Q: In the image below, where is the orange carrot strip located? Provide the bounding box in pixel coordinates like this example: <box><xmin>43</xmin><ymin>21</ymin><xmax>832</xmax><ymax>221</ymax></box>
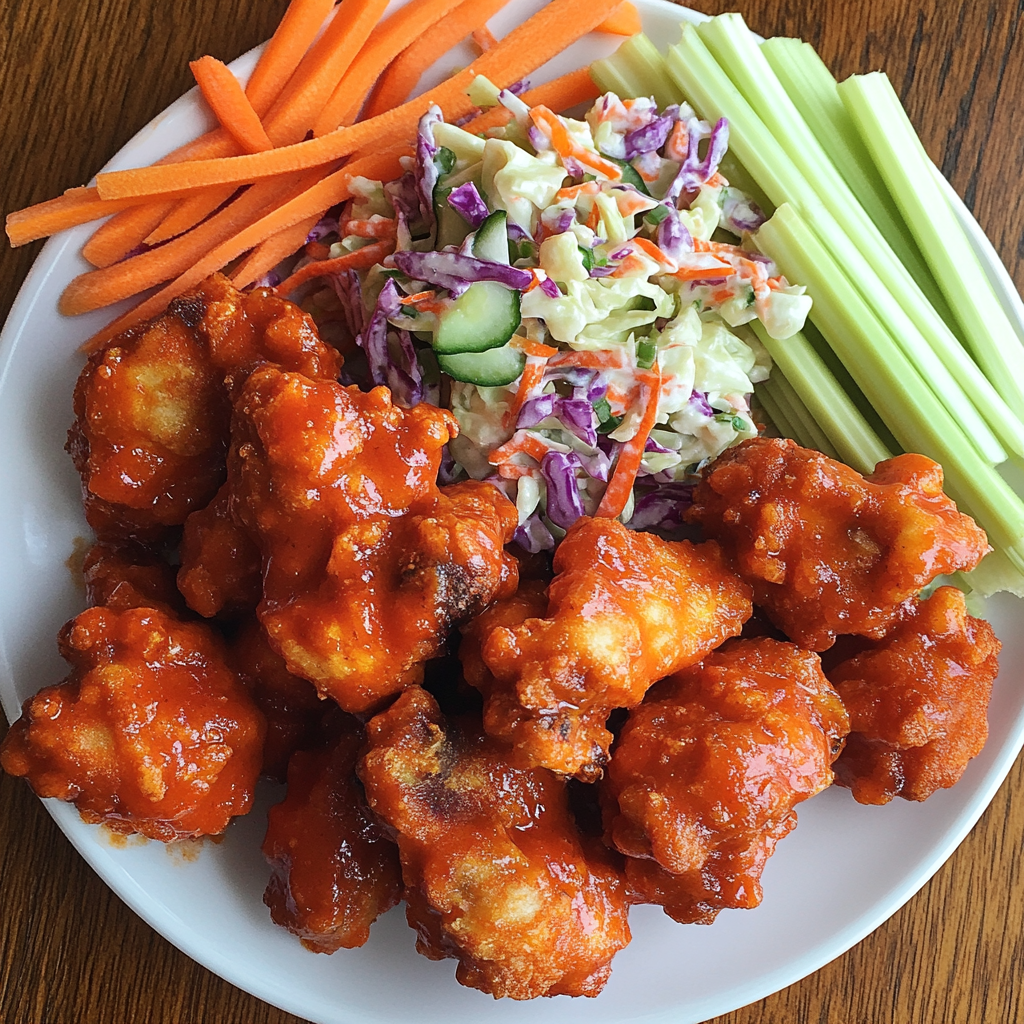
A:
<box><xmin>145</xmin><ymin>187</ymin><xmax>236</xmax><ymax>245</ymax></box>
<box><xmin>244</xmin><ymin>0</ymin><xmax>337</xmax><ymax>117</ymax></box>
<box><xmin>610</xmin><ymin>252</ymin><xmax>646</xmax><ymax>278</ymax></box>
<box><xmin>548</xmin><ymin>348</ymin><xmax>628</xmax><ymax>371</ymax></box>
<box><xmin>556</xmin><ymin>181</ymin><xmax>601</xmax><ymax>202</ymax></box>
<box><xmin>364</xmin><ymin>0</ymin><xmax>515</xmax><ymax>119</ymax></box>
<box><xmin>472</xmin><ymin>25</ymin><xmax>499</xmax><ymax>51</ymax></box>
<box><xmin>463</xmin><ymin>68</ymin><xmax>600</xmax><ymax>134</ymax></box>
<box><xmin>597</xmin><ymin>364</ymin><xmax>661</xmax><ymax>519</ymax></box>
<box><xmin>666</xmin><ymin>119</ymin><xmax>688</xmax><ymax>162</ymax></box>
<box><xmin>81</xmin><ymin>202</ymin><xmax>177</xmax><ymax>267</ymax></box>
<box><xmin>693</xmin><ymin>237</ymin><xmax>746</xmax><ymax>255</ymax></box>
<box><xmin>191</xmin><ymin>56</ymin><xmax>274</xmax><ymax>154</ymax></box>
<box><xmin>313</xmin><ymin>0</ymin><xmax>467</xmax><ymax>134</ymax></box>
<box><xmin>61</xmin><ymin>170</ymin><xmax>320</xmax><ymax>316</ymax></box>
<box><xmin>488</xmin><ymin>430</ymin><xmax>552</xmax><ymax>466</ymax></box>
<box><xmin>673</xmin><ymin>265</ymin><xmax>732</xmax><ymax>281</ymax></box>
<box><xmin>595</xmin><ymin>1</ymin><xmax>643</xmax><ymax>36</ymax></box>
<box><xmin>505</xmin><ymin>358</ymin><xmax>548</xmax><ymax>426</ymax></box>
<box><xmin>497</xmin><ymin>463</ymin><xmax>534</xmax><ymax>480</ymax></box>
<box><xmin>263</xmin><ymin>0</ymin><xmax>391</xmax><ymax>146</ymax></box>
<box><xmin>97</xmin><ymin>0</ymin><xmax>619</xmax><ymax>201</ymax></box>
<box><xmin>231</xmin><ymin>213</ymin><xmax>321</xmax><ymax>289</ymax></box>
<box><xmin>81</xmin><ymin>150</ymin><xmax>409</xmax><ymax>351</ymax></box>
<box><xmin>632</xmin><ymin>236</ymin><xmax>674</xmax><ymax>266</ymax></box>
<box><xmin>531</xmin><ymin>105</ymin><xmax>623</xmax><ymax>180</ymax></box>
<box><xmin>5</xmin><ymin>188</ymin><xmax>146</xmax><ymax>247</ymax></box>
<box><xmin>275</xmin><ymin>239</ymin><xmax>392</xmax><ymax>296</ymax></box>
<box><xmin>509</xmin><ymin>335</ymin><xmax>559</xmax><ymax>358</ymax></box>
<box><xmin>344</xmin><ymin>216</ymin><xmax>397</xmax><ymax>239</ymax></box>
<box><xmin>399</xmin><ymin>290</ymin><xmax>436</xmax><ymax>305</ymax></box>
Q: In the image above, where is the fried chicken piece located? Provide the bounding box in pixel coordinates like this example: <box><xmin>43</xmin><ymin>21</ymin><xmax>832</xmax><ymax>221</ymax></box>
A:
<box><xmin>470</xmin><ymin>517</ymin><xmax>752</xmax><ymax>780</ymax></box>
<box><xmin>359</xmin><ymin>687</ymin><xmax>631</xmax><ymax>999</ymax></box>
<box><xmin>67</xmin><ymin>275</ymin><xmax>342</xmax><ymax>544</ymax></box>
<box><xmin>83</xmin><ymin>541</ymin><xmax>185</xmax><ymax>616</ymax></box>
<box><xmin>603</xmin><ymin>638</ymin><xmax>848</xmax><ymax>924</ymax></box>
<box><xmin>687</xmin><ymin>438</ymin><xmax>990</xmax><ymax>650</ymax></box>
<box><xmin>0</xmin><ymin>605</ymin><xmax>264</xmax><ymax>841</ymax></box>
<box><xmin>262</xmin><ymin>719</ymin><xmax>402</xmax><ymax>951</ymax></box>
<box><xmin>231</xmin><ymin>617</ymin><xmax>326</xmax><ymax>780</ymax></box>
<box><xmin>230</xmin><ymin>367</ymin><xmax>518</xmax><ymax>712</ymax></box>
<box><xmin>829</xmin><ymin>585</ymin><xmax>999</xmax><ymax>804</ymax></box>
<box><xmin>177</xmin><ymin>483</ymin><xmax>262</xmax><ymax>619</ymax></box>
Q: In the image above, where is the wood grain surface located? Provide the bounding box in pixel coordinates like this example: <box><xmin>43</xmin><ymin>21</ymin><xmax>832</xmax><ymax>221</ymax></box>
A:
<box><xmin>2</xmin><ymin>1</ymin><xmax>1023</xmax><ymax>1021</ymax></box>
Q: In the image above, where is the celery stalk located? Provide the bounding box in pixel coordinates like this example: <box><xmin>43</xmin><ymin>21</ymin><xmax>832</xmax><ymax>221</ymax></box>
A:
<box><xmin>759</xmin><ymin>38</ymin><xmax>956</xmax><ymax>329</ymax></box>
<box><xmin>755</xmin><ymin>203</ymin><xmax>1024</xmax><ymax>570</ymax></box>
<box><xmin>588</xmin><ymin>58</ymin><xmax>647</xmax><ymax>105</ymax></box>
<box><xmin>753</xmin><ymin>382</ymin><xmax>804</xmax><ymax>448</ymax></box>
<box><xmin>749</xmin><ymin>321</ymin><xmax>892</xmax><ymax>474</ymax></box>
<box><xmin>683</xmin><ymin>17</ymin><xmax>1024</xmax><ymax>460</ymax></box>
<box><xmin>760</xmin><ymin>372</ymin><xmax>842</xmax><ymax>461</ymax></box>
<box><xmin>838</xmin><ymin>72</ymin><xmax>1024</xmax><ymax>421</ymax></box>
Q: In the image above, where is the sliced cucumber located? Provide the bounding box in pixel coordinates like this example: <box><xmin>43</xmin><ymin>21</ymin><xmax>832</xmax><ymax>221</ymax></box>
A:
<box><xmin>437</xmin><ymin>345</ymin><xmax>526</xmax><ymax>387</ymax></box>
<box><xmin>433</xmin><ymin>209</ymin><xmax>522</xmax><ymax>355</ymax></box>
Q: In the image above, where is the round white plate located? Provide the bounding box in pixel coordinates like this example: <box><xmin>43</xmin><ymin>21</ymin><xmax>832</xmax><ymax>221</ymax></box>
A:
<box><xmin>2</xmin><ymin>3</ymin><xmax>1023</xmax><ymax>1022</ymax></box>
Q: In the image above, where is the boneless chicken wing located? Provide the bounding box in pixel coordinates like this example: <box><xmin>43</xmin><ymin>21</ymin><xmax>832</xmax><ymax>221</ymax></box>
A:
<box><xmin>603</xmin><ymin>638</ymin><xmax>848</xmax><ymax>924</ymax></box>
<box><xmin>262</xmin><ymin>719</ymin><xmax>402</xmax><ymax>951</ymax></box>
<box><xmin>0</xmin><ymin>605</ymin><xmax>264</xmax><ymax>841</ymax></box>
<box><xmin>469</xmin><ymin>517</ymin><xmax>752</xmax><ymax>780</ymax></box>
<box><xmin>229</xmin><ymin>367</ymin><xmax>518</xmax><ymax>712</ymax></box>
<box><xmin>829</xmin><ymin>585</ymin><xmax>999</xmax><ymax>804</ymax></box>
<box><xmin>687</xmin><ymin>438</ymin><xmax>990</xmax><ymax>650</ymax></box>
<box><xmin>358</xmin><ymin>687</ymin><xmax>631</xmax><ymax>1000</ymax></box>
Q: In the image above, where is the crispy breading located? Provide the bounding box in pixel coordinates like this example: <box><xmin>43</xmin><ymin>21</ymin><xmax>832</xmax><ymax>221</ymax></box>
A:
<box><xmin>687</xmin><ymin>438</ymin><xmax>990</xmax><ymax>650</ymax></box>
<box><xmin>359</xmin><ymin>687</ymin><xmax>631</xmax><ymax>999</ymax></box>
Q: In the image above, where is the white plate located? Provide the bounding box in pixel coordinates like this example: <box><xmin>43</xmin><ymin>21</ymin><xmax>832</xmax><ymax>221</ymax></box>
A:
<box><xmin>2</xmin><ymin>3</ymin><xmax>1023</xmax><ymax>1022</ymax></box>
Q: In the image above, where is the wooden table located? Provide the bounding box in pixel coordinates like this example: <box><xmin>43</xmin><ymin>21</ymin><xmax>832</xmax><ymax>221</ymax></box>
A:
<box><xmin>2</xmin><ymin>1</ymin><xmax>1023</xmax><ymax>1020</ymax></box>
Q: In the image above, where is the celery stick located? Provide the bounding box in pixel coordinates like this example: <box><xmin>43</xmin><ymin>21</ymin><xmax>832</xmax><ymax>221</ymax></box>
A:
<box><xmin>666</xmin><ymin>24</ymin><xmax>1020</xmax><ymax>465</ymax></box>
<box><xmin>613</xmin><ymin>34</ymin><xmax>678</xmax><ymax>109</ymax></box>
<box><xmin>839</xmin><ymin>72</ymin><xmax>1024</xmax><ymax>420</ymax></box>
<box><xmin>755</xmin><ymin>203</ymin><xmax>1024</xmax><ymax>570</ymax></box>
<box><xmin>759</xmin><ymin>38</ymin><xmax>957</xmax><ymax>329</ymax></box>
<box><xmin>754</xmin><ymin>382</ymin><xmax>804</xmax><ymax>447</ymax></box>
<box><xmin>749</xmin><ymin>321</ymin><xmax>892</xmax><ymax>474</ymax></box>
<box><xmin>588</xmin><ymin>57</ymin><xmax>646</xmax><ymax>104</ymax></box>
<box><xmin>761</xmin><ymin>372</ymin><xmax>842</xmax><ymax>461</ymax></box>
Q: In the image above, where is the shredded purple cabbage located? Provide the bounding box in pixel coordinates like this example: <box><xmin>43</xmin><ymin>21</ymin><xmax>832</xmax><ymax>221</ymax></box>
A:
<box><xmin>385</xmin><ymin>173</ymin><xmax>421</xmax><ymax>222</ymax></box>
<box><xmin>624</xmin><ymin>114</ymin><xmax>673</xmax><ymax>159</ymax></box>
<box><xmin>507</xmin><ymin>78</ymin><xmax>530</xmax><ymax>96</ymax></box>
<box><xmin>540</xmin><ymin>451</ymin><xmax>586</xmax><ymax>529</ymax></box>
<box><xmin>415</xmin><ymin>106</ymin><xmax>443</xmax><ymax>232</ymax></box>
<box><xmin>253</xmin><ymin>269</ymin><xmax>282</xmax><ymax>289</ymax></box>
<box><xmin>329</xmin><ymin>268</ymin><xmax>366</xmax><ymax>338</ymax></box>
<box><xmin>720</xmin><ymin>188</ymin><xmax>767</xmax><ymax>234</ymax></box>
<box><xmin>576</xmin><ymin>448</ymin><xmax>611</xmax><ymax>482</ymax></box>
<box><xmin>447</xmin><ymin>182</ymin><xmax>490</xmax><ymax>228</ymax></box>
<box><xmin>689</xmin><ymin>390</ymin><xmax>715</xmax><ymax>417</ymax></box>
<box><xmin>517</xmin><ymin>395</ymin><xmax>597</xmax><ymax>446</ymax></box>
<box><xmin>393</xmin><ymin>250</ymin><xmax>532</xmax><ymax>292</ymax></box>
<box><xmin>667</xmin><ymin>117</ymin><xmax>730</xmax><ymax>201</ymax></box>
<box><xmin>513</xmin><ymin>511</ymin><xmax>555</xmax><ymax>553</ymax></box>
<box><xmin>438</xmin><ymin>443</ymin><xmax>460</xmax><ymax>485</ymax></box>
<box><xmin>541</xmin><ymin>207</ymin><xmax>577</xmax><ymax>234</ymax></box>
<box><xmin>656</xmin><ymin>206</ymin><xmax>693</xmax><ymax>261</ymax></box>
<box><xmin>538</xmin><ymin>275</ymin><xmax>561</xmax><ymax>298</ymax></box>
<box><xmin>356</xmin><ymin>279</ymin><xmax>424</xmax><ymax>407</ymax></box>
<box><xmin>589</xmin><ymin>265</ymin><xmax>615</xmax><ymax>278</ymax></box>
<box><xmin>306</xmin><ymin>216</ymin><xmax>339</xmax><ymax>244</ymax></box>
<box><xmin>626</xmin><ymin>487</ymin><xmax>693</xmax><ymax>530</ymax></box>
<box><xmin>644</xmin><ymin>435</ymin><xmax>674</xmax><ymax>455</ymax></box>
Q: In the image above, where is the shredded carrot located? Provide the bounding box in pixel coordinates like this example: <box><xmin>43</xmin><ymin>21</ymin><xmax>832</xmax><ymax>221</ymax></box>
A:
<box><xmin>556</xmin><ymin>181</ymin><xmax>601</xmax><ymax>202</ymax></box>
<box><xmin>548</xmin><ymin>348</ymin><xmax>628</xmax><ymax>371</ymax></box>
<box><xmin>81</xmin><ymin>202</ymin><xmax>177</xmax><ymax>267</ymax></box>
<box><xmin>344</xmin><ymin>216</ymin><xmax>397</xmax><ymax>240</ymax></box>
<box><xmin>472</xmin><ymin>25</ymin><xmax>499</xmax><ymax>52</ymax></box>
<box><xmin>673</xmin><ymin>260</ymin><xmax>732</xmax><ymax>281</ymax></box>
<box><xmin>497</xmin><ymin>463</ymin><xmax>534</xmax><ymax>480</ymax></box>
<box><xmin>364</xmin><ymin>0</ymin><xmax>515</xmax><ymax>119</ymax></box>
<box><xmin>313</xmin><ymin>0</ymin><xmax>467</xmax><ymax>134</ymax></box>
<box><xmin>462</xmin><ymin>68</ymin><xmax>599</xmax><ymax>134</ymax></box>
<box><xmin>232</xmin><ymin>214</ymin><xmax>322</xmax><ymax>289</ymax></box>
<box><xmin>610</xmin><ymin>252</ymin><xmax>646</xmax><ymax>278</ymax></box>
<box><xmin>264</xmin><ymin>0</ymin><xmax>391</xmax><ymax>146</ymax></box>
<box><xmin>632</xmin><ymin>236</ymin><xmax>675</xmax><ymax>266</ymax></box>
<box><xmin>5</xmin><ymin>188</ymin><xmax>145</xmax><ymax>248</ymax></box>
<box><xmin>505</xmin><ymin>356</ymin><xmax>549</xmax><ymax>427</ymax></box>
<box><xmin>666</xmin><ymin>119</ymin><xmax>688</xmax><ymax>162</ymax></box>
<box><xmin>398</xmin><ymin>290</ymin><xmax>436</xmax><ymax>305</ymax></box>
<box><xmin>243</xmin><ymin>0</ymin><xmax>337</xmax><ymax>117</ymax></box>
<box><xmin>530</xmin><ymin>105</ymin><xmax>623</xmax><ymax>180</ymax></box>
<box><xmin>615</xmin><ymin>190</ymin><xmax>654</xmax><ymax>217</ymax></box>
<box><xmin>306</xmin><ymin>239</ymin><xmax>332</xmax><ymax>260</ymax></box>
<box><xmin>488</xmin><ymin>430</ymin><xmax>553</xmax><ymax>466</ymax></box>
<box><xmin>585</xmin><ymin>204</ymin><xmax>602</xmax><ymax>231</ymax></box>
<box><xmin>145</xmin><ymin>188</ymin><xmax>236</xmax><ymax>246</ymax></box>
<box><xmin>191</xmin><ymin>56</ymin><xmax>274</xmax><ymax>154</ymax></box>
<box><xmin>595</xmin><ymin>1</ymin><xmax>643</xmax><ymax>36</ymax></box>
<box><xmin>597</xmin><ymin>363</ymin><xmax>661</xmax><ymax>518</ymax></box>
<box><xmin>509</xmin><ymin>335</ymin><xmax>559</xmax><ymax>358</ymax></box>
<box><xmin>81</xmin><ymin>149</ymin><xmax>409</xmax><ymax>351</ymax></box>
<box><xmin>693</xmin><ymin>237</ymin><xmax>746</xmax><ymax>256</ymax></box>
<box><xmin>710</xmin><ymin>287</ymin><xmax>734</xmax><ymax>304</ymax></box>
<box><xmin>275</xmin><ymin>239</ymin><xmax>392</xmax><ymax>296</ymax></box>
<box><xmin>705</xmin><ymin>171</ymin><xmax>727</xmax><ymax>188</ymax></box>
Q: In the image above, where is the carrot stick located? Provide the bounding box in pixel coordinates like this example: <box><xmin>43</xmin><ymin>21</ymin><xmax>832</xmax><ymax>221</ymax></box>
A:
<box><xmin>5</xmin><ymin>188</ymin><xmax>145</xmax><ymax>247</ymax></box>
<box><xmin>462</xmin><ymin>68</ymin><xmax>601</xmax><ymax>133</ymax></box>
<box><xmin>263</xmin><ymin>0</ymin><xmax>391</xmax><ymax>147</ymax></box>
<box><xmin>144</xmin><ymin>187</ymin><xmax>237</xmax><ymax>245</ymax></box>
<box><xmin>97</xmin><ymin>0</ymin><xmax>621</xmax><ymax>202</ymax></box>
<box><xmin>363</xmin><ymin>0</ymin><xmax>514</xmax><ymax>120</ymax></box>
<box><xmin>472</xmin><ymin>25</ymin><xmax>499</xmax><ymax>52</ymax></box>
<box><xmin>312</xmin><ymin>0</ymin><xmax>467</xmax><ymax>135</ymax></box>
<box><xmin>274</xmin><ymin>239</ymin><xmax>392</xmax><ymax>296</ymax></box>
<box><xmin>81</xmin><ymin>202</ymin><xmax>176</xmax><ymax>267</ymax></box>
<box><xmin>595</xmin><ymin>1</ymin><xmax>643</xmax><ymax>36</ymax></box>
<box><xmin>505</xmin><ymin>357</ymin><xmax>548</xmax><ymax>427</ymax></box>
<box><xmin>244</xmin><ymin>0</ymin><xmax>337</xmax><ymax>117</ymax></box>
<box><xmin>596</xmin><ymin>365</ymin><xmax>661</xmax><ymax>518</ymax></box>
<box><xmin>231</xmin><ymin>214</ymin><xmax>320</xmax><ymax>289</ymax></box>
<box><xmin>191</xmin><ymin>56</ymin><xmax>274</xmax><ymax>154</ymax></box>
<box><xmin>81</xmin><ymin>149</ymin><xmax>410</xmax><ymax>351</ymax></box>
<box><xmin>60</xmin><ymin>171</ymin><xmax>316</xmax><ymax>316</ymax></box>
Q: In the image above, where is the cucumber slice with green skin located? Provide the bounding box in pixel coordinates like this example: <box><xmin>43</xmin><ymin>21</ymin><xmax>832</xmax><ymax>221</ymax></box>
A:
<box><xmin>433</xmin><ymin>209</ymin><xmax>523</xmax><ymax>355</ymax></box>
<box><xmin>433</xmin><ymin>186</ymin><xmax>470</xmax><ymax>250</ymax></box>
<box><xmin>437</xmin><ymin>344</ymin><xmax>526</xmax><ymax>386</ymax></box>
<box><xmin>609</xmin><ymin>158</ymin><xmax>652</xmax><ymax>196</ymax></box>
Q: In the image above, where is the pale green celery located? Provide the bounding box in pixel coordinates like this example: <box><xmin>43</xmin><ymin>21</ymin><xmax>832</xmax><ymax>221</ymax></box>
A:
<box><xmin>755</xmin><ymin>203</ymin><xmax>1024</xmax><ymax>573</ymax></box>
<box><xmin>610</xmin><ymin>35</ymin><xmax>678</xmax><ymax>109</ymax></box>
<box><xmin>962</xmin><ymin>551</ymin><xmax>1024</xmax><ymax>599</ymax></box>
<box><xmin>749</xmin><ymin>321</ymin><xmax>892</xmax><ymax>474</ymax></box>
<box><xmin>753</xmin><ymin>382</ymin><xmax>805</xmax><ymax>448</ymax></box>
<box><xmin>760</xmin><ymin>38</ymin><xmax>956</xmax><ymax>328</ymax></box>
<box><xmin>718</xmin><ymin>153</ymin><xmax>774</xmax><ymax>219</ymax></box>
<box><xmin>588</xmin><ymin>57</ymin><xmax>645</xmax><ymax>104</ymax></box>
<box><xmin>760</xmin><ymin>373</ymin><xmax>842</xmax><ymax>461</ymax></box>
<box><xmin>839</xmin><ymin>72</ymin><xmax>1024</xmax><ymax>420</ymax></box>
<box><xmin>683</xmin><ymin>17</ymin><xmax>1023</xmax><ymax>463</ymax></box>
